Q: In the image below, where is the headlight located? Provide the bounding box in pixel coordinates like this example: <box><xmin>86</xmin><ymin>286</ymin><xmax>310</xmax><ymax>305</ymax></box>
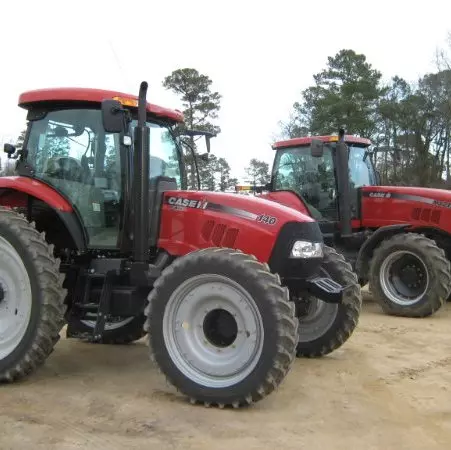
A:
<box><xmin>290</xmin><ymin>241</ymin><xmax>323</xmax><ymax>258</ymax></box>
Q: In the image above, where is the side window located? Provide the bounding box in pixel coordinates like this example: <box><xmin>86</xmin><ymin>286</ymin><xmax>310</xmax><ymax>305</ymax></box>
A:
<box><xmin>274</xmin><ymin>148</ymin><xmax>337</xmax><ymax>220</ymax></box>
<box><xmin>349</xmin><ymin>147</ymin><xmax>371</xmax><ymax>188</ymax></box>
<box><xmin>131</xmin><ymin>121</ymin><xmax>182</xmax><ymax>187</ymax></box>
<box><xmin>28</xmin><ymin>109</ymin><xmax>122</xmax><ymax>249</ymax></box>
<box><xmin>274</xmin><ymin>153</ymin><xmax>296</xmax><ymax>190</ymax></box>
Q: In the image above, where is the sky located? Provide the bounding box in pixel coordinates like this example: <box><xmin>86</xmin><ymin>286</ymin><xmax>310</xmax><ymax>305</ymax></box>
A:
<box><xmin>1</xmin><ymin>0</ymin><xmax>451</xmax><ymax>182</ymax></box>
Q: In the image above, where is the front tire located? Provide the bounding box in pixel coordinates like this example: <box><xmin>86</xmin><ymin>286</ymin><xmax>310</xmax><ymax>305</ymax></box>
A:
<box><xmin>294</xmin><ymin>246</ymin><xmax>362</xmax><ymax>357</ymax></box>
<box><xmin>0</xmin><ymin>207</ymin><xmax>66</xmax><ymax>382</ymax></box>
<box><xmin>144</xmin><ymin>247</ymin><xmax>298</xmax><ymax>408</ymax></box>
<box><xmin>369</xmin><ymin>233</ymin><xmax>451</xmax><ymax>317</ymax></box>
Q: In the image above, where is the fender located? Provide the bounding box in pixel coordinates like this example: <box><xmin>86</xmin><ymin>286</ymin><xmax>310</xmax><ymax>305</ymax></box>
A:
<box><xmin>0</xmin><ymin>176</ymin><xmax>87</xmax><ymax>250</ymax></box>
<box><xmin>355</xmin><ymin>224</ymin><xmax>411</xmax><ymax>279</ymax></box>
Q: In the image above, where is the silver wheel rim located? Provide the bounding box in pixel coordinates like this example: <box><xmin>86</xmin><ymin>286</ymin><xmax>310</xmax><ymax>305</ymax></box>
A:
<box><xmin>297</xmin><ymin>298</ymin><xmax>338</xmax><ymax>342</ymax></box>
<box><xmin>297</xmin><ymin>265</ymin><xmax>338</xmax><ymax>342</ymax></box>
<box><xmin>0</xmin><ymin>236</ymin><xmax>33</xmax><ymax>360</ymax></box>
<box><xmin>380</xmin><ymin>250</ymin><xmax>429</xmax><ymax>306</ymax></box>
<box><xmin>80</xmin><ymin>316</ymin><xmax>135</xmax><ymax>331</ymax></box>
<box><xmin>163</xmin><ymin>273</ymin><xmax>264</xmax><ymax>388</ymax></box>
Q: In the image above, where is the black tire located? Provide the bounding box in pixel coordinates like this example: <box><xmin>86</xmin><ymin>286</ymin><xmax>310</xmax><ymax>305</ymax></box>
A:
<box><xmin>0</xmin><ymin>207</ymin><xmax>66</xmax><ymax>382</ymax></box>
<box><xmin>368</xmin><ymin>233</ymin><xmax>451</xmax><ymax>317</ymax></box>
<box><xmin>144</xmin><ymin>247</ymin><xmax>298</xmax><ymax>408</ymax></box>
<box><xmin>295</xmin><ymin>245</ymin><xmax>362</xmax><ymax>358</ymax></box>
<box><xmin>68</xmin><ymin>314</ymin><xmax>146</xmax><ymax>344</ymax></box>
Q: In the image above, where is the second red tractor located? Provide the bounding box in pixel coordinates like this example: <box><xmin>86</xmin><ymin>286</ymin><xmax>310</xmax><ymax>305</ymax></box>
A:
<box><xmin>258</xmin><ymin>129</ymin><xmax>451</xmax><ymax>318</ymax></box>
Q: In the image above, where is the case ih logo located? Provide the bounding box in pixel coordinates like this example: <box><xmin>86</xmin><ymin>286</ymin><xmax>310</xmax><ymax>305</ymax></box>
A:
<box><xmin>368</xmin><ymin>192</ymin><xmax>392</xmax><ymax>198</ymax></box>
<box><xmin>165</xmin><ymin>195</ymin><xmax>278</xmax><ymax>225</ymax></box>
<box><xmin>167</xmin><ymin>196</ymin><xmax>208</xmax><ymax>210</ymax></box>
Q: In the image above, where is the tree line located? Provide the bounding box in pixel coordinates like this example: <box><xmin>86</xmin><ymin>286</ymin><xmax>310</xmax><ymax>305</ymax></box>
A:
<box><xmin>8</xmin><ymin>33</ymin><xmax>451</xmax><ymax>191</ymax></box>
<box><xmin>279</xmin><ymin>35</ymin><xmax>451</xmax><ymax>188</ymax></box>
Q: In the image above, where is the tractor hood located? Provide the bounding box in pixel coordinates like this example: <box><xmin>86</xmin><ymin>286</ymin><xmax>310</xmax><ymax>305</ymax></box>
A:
<box><xmin>158</xmin><ymin>190</ymin><xmax>322</xmax><ymax>264</ymax></box>
<box><xmin>362</xmin><ymin>185</ymin><xmax>451</xmax><ymax>205</ymax></box>
<box><xmin>163</xmin><ymin>190</ymin><xmax>315</xmax><ymax>225</ymax></box>
<box><xmin>361</xmin><ymin>185</ymin><xmax>451</xmax><ymax>232</ymax></box>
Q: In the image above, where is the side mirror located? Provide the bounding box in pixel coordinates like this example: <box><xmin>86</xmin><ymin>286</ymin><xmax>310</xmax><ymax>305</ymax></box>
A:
<box><xmin>197</xmin><ymin>153</ymin><xmax>209</xmax><ymax>162</ymax></box>
<box><xmin>101</xmin><ymin>99</ymin><xmax>125</xmax><ymax>133</ymax></box>
<box><xmin>4</xmin><ymin>143</ymin><xmax>16</xmax><ymax>158</ymax></box>
<box><xmin>311</xmin><ymin>139</ymin><xmax>324</xmax><ymax>157</ymax></box>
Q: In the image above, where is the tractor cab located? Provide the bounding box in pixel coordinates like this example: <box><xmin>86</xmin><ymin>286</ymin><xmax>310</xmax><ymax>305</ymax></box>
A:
<box><xmin>3</xmin><ymin>88</ymin><xmax>193</xmax><ymax>251</ymax></box>
<box><xmin>269</xmin><ymin>131</ymin><xmax>378</xmax><ymax>233</ymax></box>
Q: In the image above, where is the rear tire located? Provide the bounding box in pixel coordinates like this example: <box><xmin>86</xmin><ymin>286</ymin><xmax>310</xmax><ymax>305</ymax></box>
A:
<box><xmin>144</xmin><ymin>247</ymin><xmax>298</xmax><ymax>408</ymax></box>
<box><xmin>369</xmin><ymin>233</ymin><xmax>451</xmax><ymax>317</ymax></box>
<box><xmin>294</xmin><ymin>246</ymin><xmax>362</xmax><ymax>357</ymax></box>
<box><xmin>0</xmin><ymin>207</ymin><xmax>66</xmax><ymax>382</ymax></box>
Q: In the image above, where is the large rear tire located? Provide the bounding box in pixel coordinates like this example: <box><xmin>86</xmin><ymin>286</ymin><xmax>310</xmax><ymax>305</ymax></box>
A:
<box><xmin>369</xmin><ymin>233</ymin><xmax>451</xmax><ymax>317</ymax></box>
<box><xmin>144</xmin><ymin>247</ymin><xmax>298</xmax><ymax>408</ymax></box>
<box><xmin>0</xmin><ymin>207</ymin><xmax>66</xmax><ymax>382</ymax></box>
<box><xmin>294</xmin><ymin>246</ymin><xmax>362</xmax><ymax>357</ymax></box>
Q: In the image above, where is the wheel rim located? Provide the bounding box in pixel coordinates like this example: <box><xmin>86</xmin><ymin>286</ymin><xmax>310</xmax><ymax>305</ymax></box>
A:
<box><xmin>163</xmin><ymin>273</ymin><xmax>264</xmax><ymax>388</ymax></box>
<box><xmin>296</xmin><ymin>267</ymin><xmax>338</xmax><ymax>342</ymax></box>
<box><xmin>379</xmin><ymin>250</ymin><xmax>429</xmax><ymax>306</ymax></box>
<box><xmin>80</xmin><ymin>316</ymin><xmax>135</xmax><ymax>331</ymax></box>
<box><xmin>297</xmin><ymin>297</ymin><xmax>338</xmax><ymax>342</ymax></box>
<box><xmin>0</xmin><ymin>236</ymin><xmax>33</xmax><ymax>360</ymax></box>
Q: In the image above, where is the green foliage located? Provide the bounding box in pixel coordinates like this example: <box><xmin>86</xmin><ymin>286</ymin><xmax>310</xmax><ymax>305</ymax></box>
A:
<box><xmin>280</xmin><ymin>46</ymin><xmax>451</xmax><ymax>187</ymax></box>
<box><xmin>245</xmin><ymin>158</ymin><xmax>270</xmax><ymax>186</ymax></box>
<box><xmin>283</xmin><ymin>50</ymin><xmax>385</xmax><ymax>138</ymax></box>
<box><xmin>163</xmin><ymin>68</ymin><xmax>222</xmax><ymax>189</ymax></box>
<box><xmin>195</xmin><ymin>155</ymin><xmax>237</xmax><ymax>191</ymax></box>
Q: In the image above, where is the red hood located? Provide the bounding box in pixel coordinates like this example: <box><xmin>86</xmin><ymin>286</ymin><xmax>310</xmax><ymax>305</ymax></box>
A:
<box><xmin>177</xmin><ymin>190</ymin><xmax>315</xmax><ymax>224</ymax></box>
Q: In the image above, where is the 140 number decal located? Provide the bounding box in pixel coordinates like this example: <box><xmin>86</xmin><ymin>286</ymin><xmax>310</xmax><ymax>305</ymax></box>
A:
<box><xmin>256</xmin><ymin>214</ymin><xmax>278</xmax><ymax>225</ymax></box>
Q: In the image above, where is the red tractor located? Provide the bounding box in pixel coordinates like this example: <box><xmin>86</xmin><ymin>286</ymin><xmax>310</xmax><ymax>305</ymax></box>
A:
<box><xmin>0</xmin><ymin>82</ymin><xmax>361</xmax><ymax>408</ymax></box>
<box><xmin>260</xmin><ymin>129</ymin><xmax>451</xmax><ymax>318</ymax></box>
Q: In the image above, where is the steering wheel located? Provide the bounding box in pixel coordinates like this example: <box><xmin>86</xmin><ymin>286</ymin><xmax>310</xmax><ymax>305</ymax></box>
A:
<box><xmin>44</xmin><ymin>156</ymin><xmax>84</xmax><ymax>182</ymax></box>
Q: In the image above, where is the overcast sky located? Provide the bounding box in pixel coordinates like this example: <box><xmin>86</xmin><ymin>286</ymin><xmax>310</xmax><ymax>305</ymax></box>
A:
<box><xmin>1</xmin><ymin>0</ymin><xmax>451</xmax><ymax>181</ymax></box>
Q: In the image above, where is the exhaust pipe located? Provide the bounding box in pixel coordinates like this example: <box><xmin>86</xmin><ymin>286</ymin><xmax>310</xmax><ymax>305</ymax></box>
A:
<box><xmin>133</xmin><ymin>81</ymin><xmax>150</xmax><ymax>262</ymax></box>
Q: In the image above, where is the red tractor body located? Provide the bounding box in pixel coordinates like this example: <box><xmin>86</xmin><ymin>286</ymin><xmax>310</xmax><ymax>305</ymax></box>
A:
<box><xmin>262</xmin><ymin>131</ymin><xmax>451</xmax><ymax>317</ymax></box>
<box><xmin>0</xmin><ymin>83</ymin><xmax>362</xmax><ymax>408</ymax></box>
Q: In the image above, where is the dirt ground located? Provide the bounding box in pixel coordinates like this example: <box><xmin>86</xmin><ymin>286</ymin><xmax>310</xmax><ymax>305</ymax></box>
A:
<box><xmin>1</xmin><ymin>293</ymin><xmax>451</xmax><ymax>450</ymax></box>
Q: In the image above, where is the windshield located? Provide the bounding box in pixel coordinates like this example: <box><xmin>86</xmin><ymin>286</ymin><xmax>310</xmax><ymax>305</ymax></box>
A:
<box><xmin>272</xmin><ymin>143</ymin><xmax>375</xmax><ymax>220</ymax></box>
<box><xmin>273</xmin><ymin>144</ymin><xmax>375</xmax><ymax>191</ymax></box>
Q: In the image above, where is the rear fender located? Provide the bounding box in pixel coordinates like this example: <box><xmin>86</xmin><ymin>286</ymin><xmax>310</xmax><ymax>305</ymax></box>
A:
<box><xmin>0</xmin><ymin>177</ymin><xmax>86</xmax><ymax>250</ymax></box>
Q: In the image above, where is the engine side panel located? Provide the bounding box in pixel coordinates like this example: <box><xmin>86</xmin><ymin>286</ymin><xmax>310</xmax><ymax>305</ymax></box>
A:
<box><xmin>157</xmin><ymin>190</ymin><xmax>316</xmax><ymax>263</ymax></box>
<box><xmin>360</xmin><ymin>185</ymin><xmax>451</xmax><ymax>234</ymax></box>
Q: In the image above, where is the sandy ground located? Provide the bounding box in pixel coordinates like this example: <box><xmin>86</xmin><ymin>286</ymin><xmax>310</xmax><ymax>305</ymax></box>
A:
<box><xmin>1</xmin><ymin>294</ymin><xmax>451</xmax><ymax>450</ymax></box>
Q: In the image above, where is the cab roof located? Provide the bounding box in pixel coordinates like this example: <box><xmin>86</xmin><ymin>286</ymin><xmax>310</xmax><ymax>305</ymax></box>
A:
<box><xmin>18</xmin><ymin>87</ymin><xmax>184</xmax><ymax>123</ymax></box>
<box><xmin>272</xmin><ymin>135</ymin><xmax>372</xmax><ymax>149</ymax></box>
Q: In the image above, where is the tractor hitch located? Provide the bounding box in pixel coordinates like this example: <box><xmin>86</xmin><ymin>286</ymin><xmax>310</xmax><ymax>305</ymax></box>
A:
<box><xmin>305</xmin><ymin>276</ymin><xmax>349</xmax><ymax>304</ymax></box>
